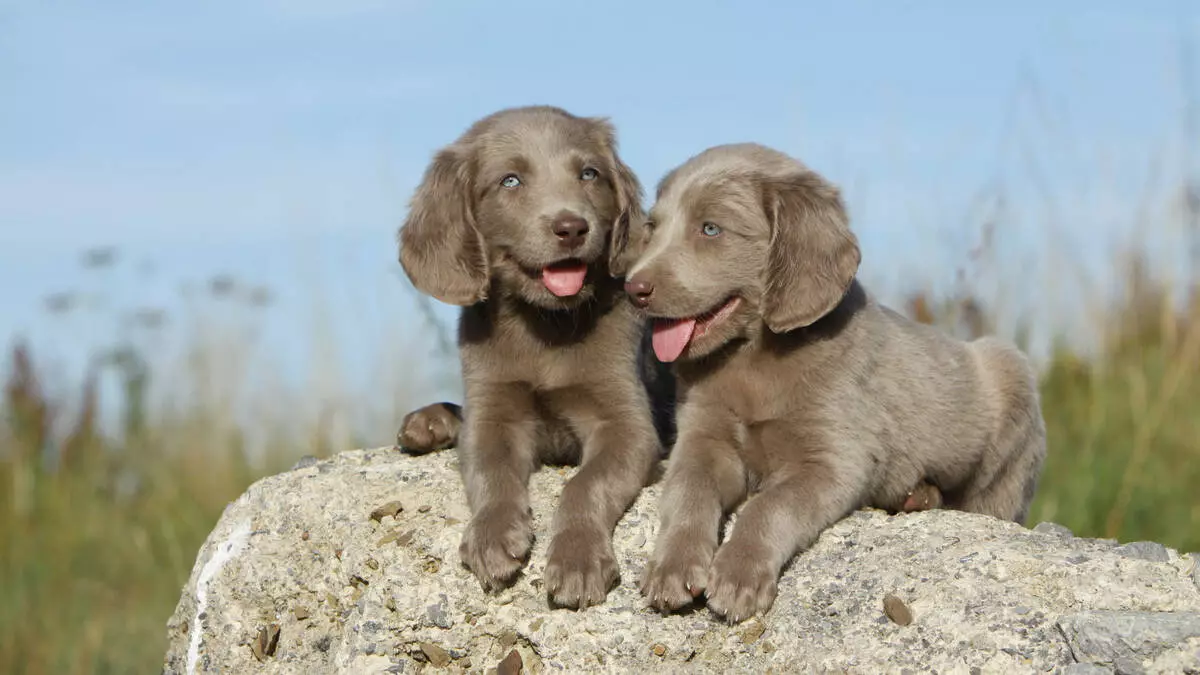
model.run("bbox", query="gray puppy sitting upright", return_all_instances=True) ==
[397,105,670,609]
[624,143,1047,623]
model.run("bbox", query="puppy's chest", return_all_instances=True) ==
[700,361,807,425]
[480,319,638,389]
[690,370,814,482]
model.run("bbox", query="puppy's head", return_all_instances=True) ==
[398,105,644,309]
[621,143,860,363]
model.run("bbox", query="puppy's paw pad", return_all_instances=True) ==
[639,546,712,613]
[458,505,533,590]
[397,404,461,454]
[705,544,778,624]
[544,530,618,609]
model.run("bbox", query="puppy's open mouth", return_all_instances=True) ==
[540,260,588,297]
[651,297,742,363]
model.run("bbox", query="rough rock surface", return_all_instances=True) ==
[163,447,1200,674]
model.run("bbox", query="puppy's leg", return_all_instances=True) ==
[544,409,659,609]
[958,412,1046,523]
[706,429,867,623]
[397,402,462,454]
[457,387,539,591]
[959,338,1048,524]
[641,425,746,613]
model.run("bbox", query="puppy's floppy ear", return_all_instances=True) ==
[761,169,861,333]
[397,145,490,306]
[589,117,645,278]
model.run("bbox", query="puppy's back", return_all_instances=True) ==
[829,303,1014,487]
[965,336,1041,425]
[874,306,1047,521]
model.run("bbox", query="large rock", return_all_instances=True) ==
[163,447,1200,674]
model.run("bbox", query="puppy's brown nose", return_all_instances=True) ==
[624,275,654,307]
[551,215,589,248]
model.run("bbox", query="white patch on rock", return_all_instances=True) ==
[185,519,253,675]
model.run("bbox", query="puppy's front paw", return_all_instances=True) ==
[458,503,532,591]
[639,540,713,613]
[544,528,618,609]
[397,403,461,454]
[705,542,779,624]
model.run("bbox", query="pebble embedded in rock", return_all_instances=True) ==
[739,619,766,644]
[251,623,281,661]
[1114,541,1170,563]
[419,642,451,667]
[1058,610,1200,672]
[369,501,404,523]
[1032,522,1073,538]
[290,455,319,471]
[1058,664,1114,674]
[883,594,913,626]
[293,606,310,621]
[652,643,667,657]
[496,648,523,675]
[426,595,451,629]
[497,629,518,651]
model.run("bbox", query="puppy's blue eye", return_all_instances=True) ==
[500,175,521,189]
[580,167,599,181]
[701,222,721,237]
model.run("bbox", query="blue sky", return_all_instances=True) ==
[2,1,1198,434]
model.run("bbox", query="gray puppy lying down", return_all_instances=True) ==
[621,143,1047,623]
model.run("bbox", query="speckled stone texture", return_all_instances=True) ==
[163,447,1200,674]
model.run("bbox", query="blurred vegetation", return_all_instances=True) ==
[4,111,1200,675]
[4,233,1199,675]
[0,252,389,674]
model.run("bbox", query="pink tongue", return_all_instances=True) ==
[541,263,588,297]
[652,318,697,363]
